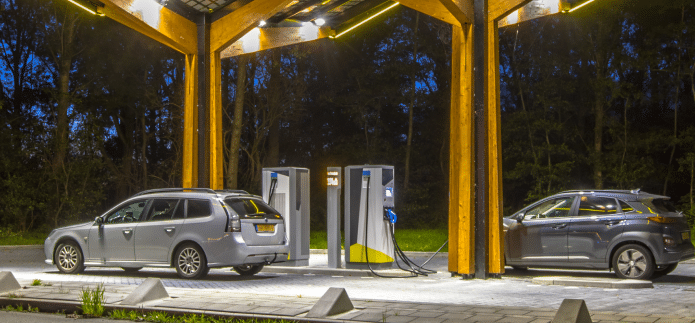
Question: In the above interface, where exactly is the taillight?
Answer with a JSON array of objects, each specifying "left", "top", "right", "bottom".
[
  {"left": 229, "top": 215, "right": 241, "bottom": 232},
  {"left": 220, "top": 201, "right": 241, "bottom": 232},
  {"left": 648, "top": 215, "right": 678, "bottom": 224}
]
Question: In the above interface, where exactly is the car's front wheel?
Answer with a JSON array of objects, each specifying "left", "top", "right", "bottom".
[
  {"left": 233, "top": 264, "right": 264, "bottom": 276},
  {"left": 175, "top": 243, "right": 208, "bottom": 279},
  {"left": 612, "top": 244, "right": 654, "bottom": 280},
  {"left": 55, "top": 241, "right": 85, "bottom": 274}
]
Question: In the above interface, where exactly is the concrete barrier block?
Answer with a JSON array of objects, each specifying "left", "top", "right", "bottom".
[
  {"left": 306, "top": 287, "right": 354, "bottom": 318},
  {"left": 120, "top": 278, "right": 169, "bottom": 305},
  {"left": 0, "top": 272, "right": 21, "bottom": 294},
  {"left": 552, "top": 299, "right": 592, "bottom": 323}
]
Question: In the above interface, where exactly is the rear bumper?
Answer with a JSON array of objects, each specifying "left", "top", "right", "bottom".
[
  {"left": 205, "top": 233, "right": 290, "bottom": 268},
  {"left": 657, "top": 243, "right": 695, "bottom": 265}
]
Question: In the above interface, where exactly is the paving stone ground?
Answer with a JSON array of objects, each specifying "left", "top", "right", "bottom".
[{"left": 2, "top": 247, "right": 695, "bottom": 322}]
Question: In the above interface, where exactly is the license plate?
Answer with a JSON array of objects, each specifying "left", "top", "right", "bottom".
[
  {"left": 256, "top": 224, "right": 275, "bottom": 233},
  {"left": 682, "top": 232, "right": 690, "bottom": 241}
]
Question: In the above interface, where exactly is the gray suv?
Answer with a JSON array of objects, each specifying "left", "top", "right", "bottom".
[
  {"left": 504, "top": 190, "right": 694, "bottom": 279},
  {"left": 44, "top": 188, "right": 289, "bottom": 279}
]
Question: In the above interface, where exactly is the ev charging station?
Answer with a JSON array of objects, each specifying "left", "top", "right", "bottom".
[
  {"left": 262, "top": 167, "right": 310, "bottom": 266},
  {"left": 344, "top": 165, "right": 396, "bottom": 270}
]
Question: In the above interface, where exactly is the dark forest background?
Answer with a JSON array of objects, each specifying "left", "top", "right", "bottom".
[{"left": 1, "top": 0, "right": 695, "bottom": 233}]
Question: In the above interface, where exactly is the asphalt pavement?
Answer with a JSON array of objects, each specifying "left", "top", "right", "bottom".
[{"left": 2, "top": 245, "right": 695, "bottom": 322}]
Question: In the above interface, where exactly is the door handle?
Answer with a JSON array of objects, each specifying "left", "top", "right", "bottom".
[
  {"left": 603, "top": 220, "right": 622, "bottom": 226},
  {"left": 164, "top": 227, "right": 175, "bottom": 233},
  {"left": 122, "top": 229, "right": 132, "bottom": 235},
  {"left": 552, "top": 224, "right": 567, "bottom": 229}
]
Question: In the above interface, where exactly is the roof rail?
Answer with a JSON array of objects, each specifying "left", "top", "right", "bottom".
[
  {"left": 132, "top": 188, "right": 217, "bottom": 197},
  {"left": 215, "top": 189, "right": 249, "bottom": 194}
]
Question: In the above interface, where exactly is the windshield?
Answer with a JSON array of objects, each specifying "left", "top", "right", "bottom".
[{"left": 224, "top": 198, "right": 282, "bottom": 219}]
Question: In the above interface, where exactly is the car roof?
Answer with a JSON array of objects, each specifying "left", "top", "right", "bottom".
[
  {"left": 557, "top": 189, "right": 669, "bottom": 201},
  {"left": 129, "top": 188, "right": 263, "bottom": 200}
]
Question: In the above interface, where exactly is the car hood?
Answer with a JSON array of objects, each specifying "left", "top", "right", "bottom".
[{"left": 56, "top": 222, "right": 93, "bottom": 231}]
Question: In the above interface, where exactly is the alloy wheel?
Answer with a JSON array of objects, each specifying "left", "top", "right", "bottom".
[
  {"left": 178, "top": 247, "right": 201, "bottom": 275},
  {"left": 58, "top": 245, "right": 78, "bottom": 271},
  {"left": 616, "top": 249, "right": 647, "bottom": 278}
]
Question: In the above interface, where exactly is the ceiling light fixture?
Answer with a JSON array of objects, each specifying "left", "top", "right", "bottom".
[
  {"left": 314, "top": 18, "right": 326, "bottom": 26},
  {"left": 330, "top": 2, "right": 399, "bottom": 39}
]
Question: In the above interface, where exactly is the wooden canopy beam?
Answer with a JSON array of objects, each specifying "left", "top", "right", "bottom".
[
  {"left": 210, "top": 0, "right": 295, "bottom": 52},
  {"left": 220, "top": 26, "right": 334, "bottom": 58},
  {"left": 101, "top": 0, "right": 197, "bottom": 55},
  {"left": 396, "top": 0, "right": 461, "bottom": 26},
  {"left": 437, "top": 0, "right": 473, "bottom": 25}
]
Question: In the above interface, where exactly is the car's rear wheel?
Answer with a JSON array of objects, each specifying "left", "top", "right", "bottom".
[
  {"left": 233, "top": 264, "right": 264, "bottom": 276},
  {"left": 175, "top": 243, "right": 208, "bottom": 279},
  {"left": 651, "top": 263, "right": 678, "bottom": 279},
  {"left": 55, "top": 241, "right": 85, "bottom": 274},
  {"left": 612, "top": 244, "right": 654, "bottom": 280}
]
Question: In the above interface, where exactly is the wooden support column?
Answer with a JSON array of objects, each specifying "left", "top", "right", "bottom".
[
  {"left": 209, "top": 49, "right": 224, "bottom": 190},
  {"left": 486, "top": 20, "right": 504, "bottom": 275},
  {"left": 183, "top": 54, "right": 199, "bottom": 188},
  {"left": 448, "top": 23, "right": 475, "bottom": 277}
]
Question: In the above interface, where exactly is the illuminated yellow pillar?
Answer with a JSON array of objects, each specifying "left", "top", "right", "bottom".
[
  {"left": 486, "top": 20, "right": 504, "bottom": 275},
  {"left": 448, "top": 23, "right": 475, "bottom": 276},
  {"left": 209, "top": 50, "right": 224, "bottom": 190},
  {"left": 183, "top": 54, "right": 199, "bottom": 188}
]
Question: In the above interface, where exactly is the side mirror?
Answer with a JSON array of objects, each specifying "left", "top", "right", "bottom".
[
  {"left": 516, "top": 215, "right": 523, "bottom": 224},
  {"left": 94, "top": 217, "right": 103, "bottom": 226}
]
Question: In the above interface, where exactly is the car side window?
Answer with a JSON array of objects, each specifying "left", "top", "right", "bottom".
[
  {"left": 104, "top": 200, "right": 149, "bottom": 224},
  {"left": 524, "top": 197, "right": 575, "bottom": 220},
  {"left": 618, "top": 200, "right": 636, "bottom": 213},
  {"left": 187, "top": 199, "right": 212, "bottom": 218},
  {"left": 145, "top": 199, "right": 180, "bottom": 221},
  {"left": 577, "top": 196, "right": 618, "bottom": 217}
]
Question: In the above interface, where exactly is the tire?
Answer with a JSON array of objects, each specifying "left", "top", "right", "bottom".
[
  {"left": 175, "top": 243, "right": 208, "bottom": 279},
  {"left": 121, "top": 267, "right": 142, "bottom": 273},
  {"left": 54, "top": 241, "right": 85, "bottom": 274},
  {"left": 233, "top": 264, "right": 264, "bottom": 276},
  {"left": 651, "top": 263, "right": 678, "bottom": 279},
  {"left": 612, "top": 244, "right": 654, "bottom": 280}
]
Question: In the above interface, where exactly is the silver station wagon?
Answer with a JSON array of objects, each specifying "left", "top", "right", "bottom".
[
  {"left": 504, "top": 190, "right": 694, "bottom": 279},
  {"left": 44, "top": 188, "right": 289, "bottom": 279}
]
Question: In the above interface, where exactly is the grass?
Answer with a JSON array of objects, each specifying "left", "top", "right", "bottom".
[
  {"left": 109, "top": 310, "right": 296, "bottom": 323},
  {"left": 310, "top": 228, "right": 448, "bottom": 252},
  {"left": 31, "top": 279, "right": 42, "bottom": 286},
  {"left": 81, "top": 284, "right": 105, "bottom": 317},
  {"left": 0, "top": 228, "right": 47, "bottom": 245}
]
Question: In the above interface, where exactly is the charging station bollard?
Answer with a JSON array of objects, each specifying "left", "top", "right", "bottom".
[
  {"left": 262, "top": 167, "right": 310, "bottom": 266},
  {"left": 344, "top": 165, "right": 395, "bottom": 270},
  {"left": 326, "top": 167, "right": 342, "bottom": 268}
]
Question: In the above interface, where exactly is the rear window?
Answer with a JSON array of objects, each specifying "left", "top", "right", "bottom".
[
  {"left": 641, "top": 198, "right": 677, "bottom": 214},
  {"left": 224, "top": 198, "right": 281, "bottom": 219}
]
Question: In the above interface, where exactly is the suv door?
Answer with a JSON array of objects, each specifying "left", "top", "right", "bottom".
[
  {"left": 506, "top": 196, "right": 576, "bottom": 264},
  {"left": 134, "top": 199, "right": 184, "bottom": 262},
  {"left": 568, "top": 196, "right": 625, "bottom": 264},
  {"left": 88, "top": 199, "right": 149, "bottom": 262}
]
